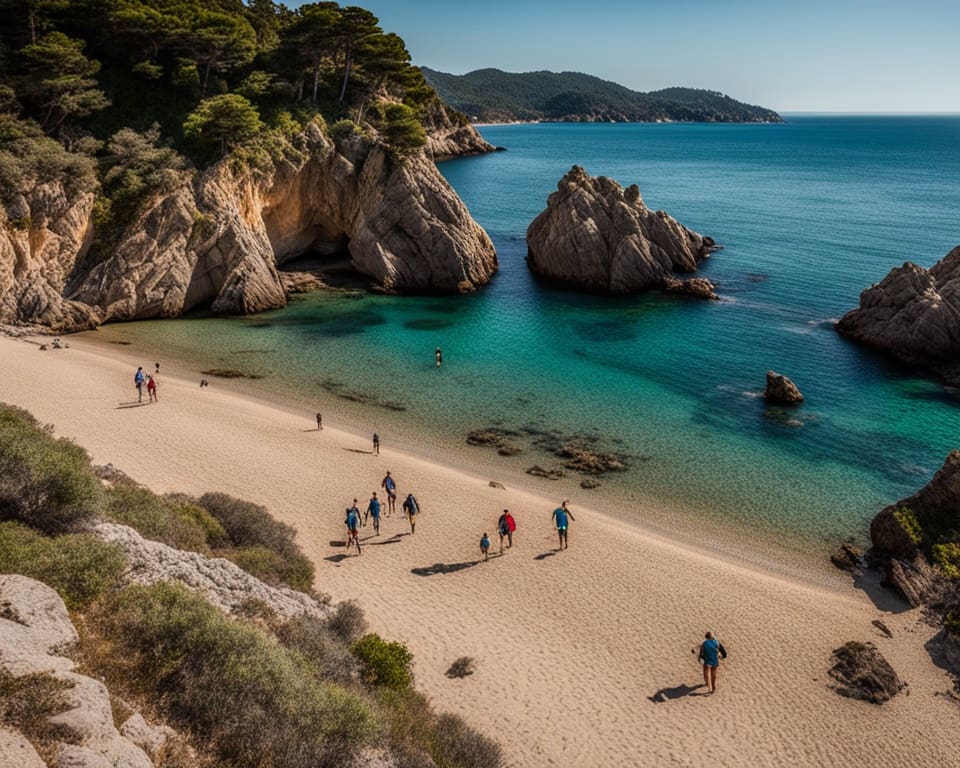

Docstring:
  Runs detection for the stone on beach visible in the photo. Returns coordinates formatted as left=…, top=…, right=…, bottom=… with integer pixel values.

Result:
left=828, top=641, right=906, bottom=704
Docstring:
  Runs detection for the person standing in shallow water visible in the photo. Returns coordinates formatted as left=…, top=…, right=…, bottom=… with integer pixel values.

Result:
left=697, top=631, right=727, bottom=693
left=435, top=347, right=442, bottom=367
left=551, top=500, right=575, bottom=550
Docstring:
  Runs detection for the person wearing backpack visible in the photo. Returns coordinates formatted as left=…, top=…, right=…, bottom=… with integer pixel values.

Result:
left=697, top=631, right=728, bottom=694
left=134, top=367, right=145, bottom=403
left=402, top=493, right=419, bottom=534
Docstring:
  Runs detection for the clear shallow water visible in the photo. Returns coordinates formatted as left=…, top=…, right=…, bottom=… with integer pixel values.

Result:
left=92, top=116, right=960, bottom=551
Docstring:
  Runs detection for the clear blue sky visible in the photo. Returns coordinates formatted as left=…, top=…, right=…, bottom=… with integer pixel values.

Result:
left=288, top=0, right=960, bottom=112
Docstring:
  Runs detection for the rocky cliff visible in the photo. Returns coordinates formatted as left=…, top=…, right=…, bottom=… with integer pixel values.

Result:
left=836, top=246, right=960, bottom=385
left=526, top=166, right=715, bottom=294
left=422, top=100, right=497, bottom=159
left=1, top=122, right=497, bottom=331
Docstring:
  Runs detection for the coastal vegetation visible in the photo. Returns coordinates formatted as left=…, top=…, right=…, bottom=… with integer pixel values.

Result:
left=421, top=67, right=782, bottom=123
left=0, top=0, right=447, bottom=208
left=0, top=401, right=504, bottom=766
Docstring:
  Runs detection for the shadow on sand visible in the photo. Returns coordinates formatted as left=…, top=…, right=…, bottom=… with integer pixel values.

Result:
left=649, top=684, right=706, bottom=703
left=362, top=533, right=403, bottom=545
left=324, top=553, right=351, bottom=563
left=852, top=568, right=913, bottom=613
left=412, top=560, right=481, bottom=577
left=343, top=448, right=375, bottom=455
left=116, top=401, right=149, bottom=409
left=534, top=551, right=558, bottom=561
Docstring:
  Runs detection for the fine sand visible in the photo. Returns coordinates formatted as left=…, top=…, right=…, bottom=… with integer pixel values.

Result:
left=2, top=334, right=957, bottom=767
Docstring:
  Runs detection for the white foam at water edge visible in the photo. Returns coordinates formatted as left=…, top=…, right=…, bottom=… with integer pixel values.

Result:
left=806, top=317, right=841, bottom=326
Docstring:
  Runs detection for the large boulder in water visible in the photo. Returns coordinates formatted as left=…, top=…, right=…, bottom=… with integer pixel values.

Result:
left=525, top=166, right=715, bottom=293
left=836, top=245, right=960, bottom=385
left=764, top=371, right=804, bottom=404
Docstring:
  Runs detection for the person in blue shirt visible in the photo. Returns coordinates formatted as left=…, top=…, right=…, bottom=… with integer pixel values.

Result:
left=381, top=470, right=397, bottom=516
left=697, top=631, right=727, bottom=693
left=365, top=492, right=381, bottom=535
left=480, top=532, right=490, bottom=561
left=345, top=500, right=362, bottom=555
left=551, top=500, right=576, bottom=550
left=134, top=366, right=145, bottom=402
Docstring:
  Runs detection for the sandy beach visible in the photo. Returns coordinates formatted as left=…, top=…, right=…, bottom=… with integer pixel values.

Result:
left=1, top=333, right=956, bottom=767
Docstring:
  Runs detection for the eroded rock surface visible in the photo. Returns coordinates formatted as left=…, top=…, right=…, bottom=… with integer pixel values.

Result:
left=828, top=641, right=906, bottom=704
left=94, top=523, right=329, bottom=621
left=836, top=246, right=960, bottom=385
left=526, top=166, right=715, bottom=293
left=2, top=123, right=497, bottom=331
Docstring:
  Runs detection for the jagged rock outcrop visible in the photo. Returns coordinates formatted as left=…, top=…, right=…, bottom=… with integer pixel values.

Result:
left=422, top=101, right=497, bottom=159
left=526, top=166, right=716, bottom=294
left=764, top=371, right=804, bottom=404
left=94, top=522, right=330, bottom=620
left=828, top=641, right=906, bottom=704
left=0, top=183, right=100, bottom=331
left=836, top=246, right=960, bottom=385
left=2, top=123, right=497, bottom=331
left=0, top=575, right=159, bottom=767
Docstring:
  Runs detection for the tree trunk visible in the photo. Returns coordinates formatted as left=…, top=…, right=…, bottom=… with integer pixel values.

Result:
left=312, top=60, right=320, bottom=103
left=338, top=45, right=352, bottom=103
left=202, top=60, right=212, bottom=98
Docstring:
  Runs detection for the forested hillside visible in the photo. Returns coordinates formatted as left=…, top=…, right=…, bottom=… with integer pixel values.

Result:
left=421, top=67, right=783, bottom=123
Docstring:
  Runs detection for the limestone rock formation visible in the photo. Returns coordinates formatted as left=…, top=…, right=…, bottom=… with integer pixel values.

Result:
left=662, top=275, right=718, bottom=300
left=0, top=575, right=158, bottom=767
left=526, top=166, right=715, bottom=293
left=828, top=641, right=906, bottom=704
left=764, top=371, right=804, bottom=404
left=422, top=101, right=496, bottom=159
left=94, top=522, right=330, bottom=620
left=836, top=246, right=960, bottom=385
left=2, top=123, right=497, bottom=331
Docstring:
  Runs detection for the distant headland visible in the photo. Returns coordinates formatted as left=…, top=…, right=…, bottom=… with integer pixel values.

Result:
left=421, top=67, right=783, bottom=124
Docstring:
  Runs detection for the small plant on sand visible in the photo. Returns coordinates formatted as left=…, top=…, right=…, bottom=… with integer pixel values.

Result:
left=445, top=656, right=477, bottom=678
left=325, top=600, right=367, bottom=644
left=893, top=507, right=922, bottom=546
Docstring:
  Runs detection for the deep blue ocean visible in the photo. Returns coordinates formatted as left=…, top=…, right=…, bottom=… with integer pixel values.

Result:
left=94, top=116, right=960, bottom=551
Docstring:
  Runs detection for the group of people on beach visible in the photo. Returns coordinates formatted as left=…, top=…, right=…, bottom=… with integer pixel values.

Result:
left=343, top=470, right=420, bottom=555
left=133, top=363, right=160, bottom=403
left=479, top=500, right=576, bottom=560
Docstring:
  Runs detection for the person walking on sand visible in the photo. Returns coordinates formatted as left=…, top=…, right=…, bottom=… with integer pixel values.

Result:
left=134, top=367, right=145, bottom=403
left=154, top=362, right=160, bottom=375
left=435, top=346, right=443, bottom=367
left=402, top=492, right=419, bottom=534
left=316, top=412, right=323, bottom=431
left=697, top=631, right=727, bottom=693
left=372, top=432, right=380, bottom=455
left=381, top=470, right=397, bottom=516
left=551, top=500, right=575, bottom=550
left=480, top=532, right=490, bottom=561
left=345, top=501, right=362, bottom=555
left=497, top=509, right=516, bottom=553
left=147, top=374, right=158, bottom=403
left=365, top=492, right=381, bottom=535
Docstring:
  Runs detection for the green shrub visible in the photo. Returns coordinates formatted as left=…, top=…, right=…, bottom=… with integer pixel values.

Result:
left=96, top=583, right=375, bottom=767
left=223, top=545, right=313, bottom=592
left=0, top=403, right=102, bottom=534
left=893, top=507, right=922, bottom=546
left=276, top=614, right=357, bottom=685
left=326, top=600, right=367, bottom=644
left=946, top=612, right=960, bottom=636
left=197, top=492, right=314, bottom=590
left=430, top=713, right=504, bottom=768
left=329, top=118, right=361, bottom=139
left=103, top=485, right=225, bottom=554
left=932, top=542, right=960, bottom=579
left=351, top=633, right=413, bottom=690
left=0, top=521, right=125, bottom=609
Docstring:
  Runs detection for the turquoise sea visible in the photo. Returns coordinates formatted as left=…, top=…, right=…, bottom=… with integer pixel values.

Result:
left=91, top=116, right=960, bottom=557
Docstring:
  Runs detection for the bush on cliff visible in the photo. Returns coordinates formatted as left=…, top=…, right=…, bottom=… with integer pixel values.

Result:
left=197, top=492, right=314, bottom=591
left=0, top=521, right=125, bottom=609
left=351, top=633, right=414, bottom=691
left=0, top=404, right=102, bottom=535
left=94, top=582, right=375, bottom=767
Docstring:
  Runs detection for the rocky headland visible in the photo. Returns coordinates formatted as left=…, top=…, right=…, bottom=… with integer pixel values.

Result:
left=526, top=166, right=716, bottom=294
left=1, top=122, right=497, bottom=332
left=836, top=245, right=960, bottom=385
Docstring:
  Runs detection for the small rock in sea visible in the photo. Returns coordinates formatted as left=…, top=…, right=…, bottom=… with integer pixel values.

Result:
left=580, top=478, right=601, bottom=489
left=526, top=465, right=565, bottom=480
left=488, top=481, right=506, bottom=490
left=765, top=370, right=804, bottom=404
left=830, top=543, right=863, bottom=571
left=871, top=619, right=894, bottom=639
left=661, top=275, right=718, bottom=300
left=828, top=641, right=906, bottom=704
left=201, top=368, right=264, bottom=380
left=497, top=443, right=522, bottom=456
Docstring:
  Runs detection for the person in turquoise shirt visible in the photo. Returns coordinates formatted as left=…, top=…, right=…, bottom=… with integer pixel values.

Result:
left=365, top=493, right=381, bottom=535
left=551, top=500, right=575, bottom=550
left=697, top=631, right=727, bottom=693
